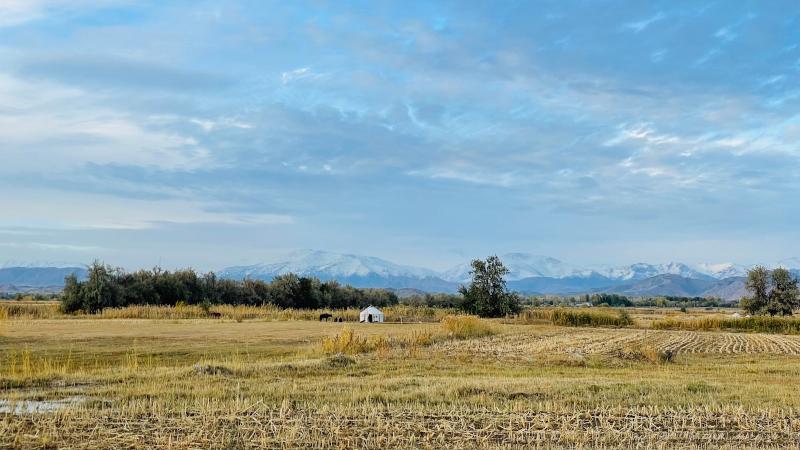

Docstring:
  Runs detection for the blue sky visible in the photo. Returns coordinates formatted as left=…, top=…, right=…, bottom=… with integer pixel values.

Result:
left=0, top=1, right=799, bottom=270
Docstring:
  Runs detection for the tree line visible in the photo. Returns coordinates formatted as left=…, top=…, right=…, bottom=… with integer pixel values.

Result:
left=61, top=262, right=399, bottom=313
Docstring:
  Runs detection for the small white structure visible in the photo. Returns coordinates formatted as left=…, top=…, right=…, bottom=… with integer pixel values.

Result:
left=359, top=306, right=384, bottom=323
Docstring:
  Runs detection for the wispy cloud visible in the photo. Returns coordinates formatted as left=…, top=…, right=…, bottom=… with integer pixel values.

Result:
left=622, top=11, right=665, bottom=33
left=281, top=67, right=327, bottom=85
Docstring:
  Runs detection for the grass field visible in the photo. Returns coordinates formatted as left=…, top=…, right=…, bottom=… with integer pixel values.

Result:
left=2, top=307, right=800, bottom=448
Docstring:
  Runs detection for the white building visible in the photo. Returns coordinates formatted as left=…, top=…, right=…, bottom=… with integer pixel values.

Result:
left=359, top=306, right=384, bottom=323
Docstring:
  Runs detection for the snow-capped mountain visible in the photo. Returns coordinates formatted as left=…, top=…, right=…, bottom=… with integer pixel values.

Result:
left=694, top=262, right=748, bottom=279
left=219, top=249, right=439, bottom=279
left=594, top=262, right=713, bottom=281
left=442, top=253, right=581, bottom=282
left=218, top=250, right=456, bottom=291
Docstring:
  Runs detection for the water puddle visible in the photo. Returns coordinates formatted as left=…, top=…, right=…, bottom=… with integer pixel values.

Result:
left=0, top=396, right=86, bottom=414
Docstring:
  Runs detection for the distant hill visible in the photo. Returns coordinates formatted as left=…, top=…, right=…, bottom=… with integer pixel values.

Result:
left=596, top=274, right=747, bottom=301
left=508, top=274, right=624, bottom=295
left=0, top=267, right=87, bottom=294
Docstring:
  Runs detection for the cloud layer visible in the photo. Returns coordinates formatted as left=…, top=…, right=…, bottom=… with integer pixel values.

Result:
left=1, top=1, right=799, bottom=269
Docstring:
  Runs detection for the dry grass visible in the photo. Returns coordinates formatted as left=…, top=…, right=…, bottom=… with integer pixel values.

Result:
left=3, top=312, right=800, bottom=448
left=517, top=307, right=635, bottom=328
left=441, top=315, right=496, bottom=339
left=320, top=316, right=493, bottom=355
left=94, top=304, right=455, bottom=322
left=3, top=403, right=799, bottom=448
left=652, top=315, right=800, bottom=334
left=0, top=301, right=60, bottom=319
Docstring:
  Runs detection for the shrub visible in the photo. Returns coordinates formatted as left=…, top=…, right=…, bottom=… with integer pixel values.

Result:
left=440, top=315, right=496, bottom=339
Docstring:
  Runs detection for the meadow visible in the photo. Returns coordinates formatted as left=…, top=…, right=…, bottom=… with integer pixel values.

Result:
left=1, top=304, right=800, bottom=448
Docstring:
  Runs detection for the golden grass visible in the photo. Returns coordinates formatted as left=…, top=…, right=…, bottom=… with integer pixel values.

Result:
left=3, top=313, right=800, bottom=448
left=0, top=301, right=60, bottom=319
left=440, top=315, right=496, bottom=339
left=517, top=307, right=635, bottom=327
left=320, top=316, right=492, bottom=356
left=95, top=304, right=455, bottom=322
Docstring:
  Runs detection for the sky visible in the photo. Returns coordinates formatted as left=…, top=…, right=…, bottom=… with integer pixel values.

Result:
left=0, top=0, right=799, bottom=271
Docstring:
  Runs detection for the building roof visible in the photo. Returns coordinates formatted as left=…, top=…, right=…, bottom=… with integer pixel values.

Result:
left=360, top=305, right=383, bottom=315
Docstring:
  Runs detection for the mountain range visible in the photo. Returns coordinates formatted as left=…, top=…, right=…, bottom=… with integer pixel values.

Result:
left=5, top=250, right=800, bottom=301
left=216, top=250, right=800, bottom=301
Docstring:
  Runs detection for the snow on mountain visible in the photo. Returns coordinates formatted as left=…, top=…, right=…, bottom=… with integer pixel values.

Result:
left=694, top=262, right=748, bottom=279
left=593, top=262, right=713, bottom=281
left=442, top=253, right=581, bottom=282
left=219, top=249, right=440, bottom=280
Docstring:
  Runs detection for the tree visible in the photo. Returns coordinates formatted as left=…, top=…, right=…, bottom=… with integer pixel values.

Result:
left=459, top=255, right=521, bottom=318
left=767, top=268, right=799, bottom=316
left=60, top=273, right=84, bottom=313
left=742, top=266, right=799, bottom=316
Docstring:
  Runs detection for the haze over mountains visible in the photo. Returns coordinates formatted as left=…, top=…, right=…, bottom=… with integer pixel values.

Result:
left=5, top=250, right=800, bottom=301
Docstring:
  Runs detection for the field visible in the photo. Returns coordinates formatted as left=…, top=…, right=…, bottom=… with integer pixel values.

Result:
left=2, top=306, right=800, bottom=448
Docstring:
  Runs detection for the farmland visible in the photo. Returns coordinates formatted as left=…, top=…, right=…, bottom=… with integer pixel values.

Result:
left=2, top=306, right=800, bottom=448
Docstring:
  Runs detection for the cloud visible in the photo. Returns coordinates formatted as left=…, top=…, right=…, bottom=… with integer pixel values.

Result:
left=281, top=67, right=328, bottom=85
left=0, top=1, right=799, bottom=265
left=406, top=166, right=522, bottom=188
left=0, top=0, right=127, bottom=28
left=715, top=27, right=737, bottom=42
left=0, top=0, right=58, bottom=27
left=0, top=74, right=213, bottom=173
left=622, top=11, right=665, bottom=33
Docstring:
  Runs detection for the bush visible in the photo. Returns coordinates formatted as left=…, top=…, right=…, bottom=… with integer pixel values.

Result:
left=440, top=315, right=496, bottom=339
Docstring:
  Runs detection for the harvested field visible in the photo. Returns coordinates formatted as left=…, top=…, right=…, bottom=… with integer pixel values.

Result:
left=2, top=313, right=800, bottom=448
left=4, top=405, right=800, bottom=448
left=435, top=326, right=800, bottom=360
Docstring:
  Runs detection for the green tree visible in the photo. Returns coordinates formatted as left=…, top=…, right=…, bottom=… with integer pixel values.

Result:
left=60, top=273, right=85, bottom=313
left=767, top=268, right=799, bottom=316
left=459, top=255, right=521, bottom=318
left=742, top=266, right=799, bottom=316
left=81, top=261, right=120, bottom=313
